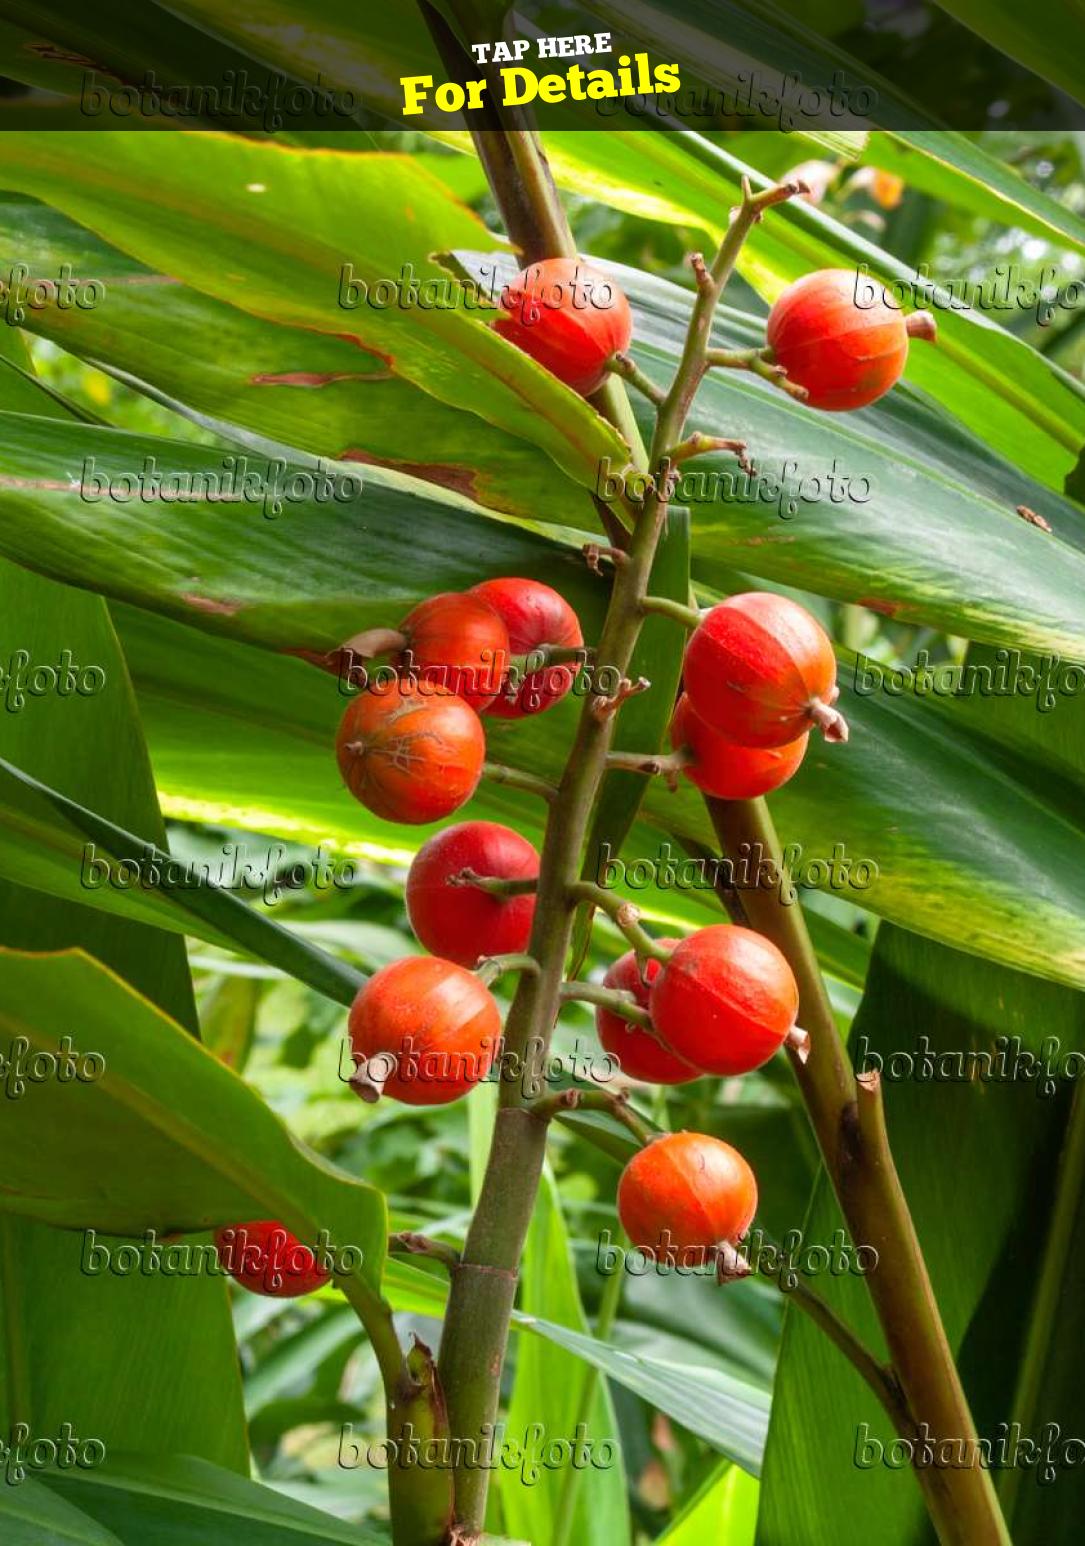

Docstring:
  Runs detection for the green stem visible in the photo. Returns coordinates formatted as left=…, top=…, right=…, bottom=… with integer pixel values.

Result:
left=448, top=868, right=538, bottom=899
left=782, top=1276, right=911, bottom=1434
left=432, top=113, right=806, bottom=1539
left=607, top=349, right=666, bottom=406
left=481, top=760, right=558, bottom=803
left=640, top=594, right=702, bottom=628
left=539, top=1085, right=657, bottom=1147
left=557, top=978, right=654, bottom=1029
left=567, top=880, right=673, bottom=962
left=474, top=952, right=541, bottom=987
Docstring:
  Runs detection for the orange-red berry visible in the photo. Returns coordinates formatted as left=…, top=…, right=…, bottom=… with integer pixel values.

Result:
left=670, top=692, right=808, bottom=798
left=683, top=592, right=847, bottom=747
left=649, top=926, right=799, bottom=1077
left=496, top=258, right=633, bottom=395
left=214, top=1220, right=330, bottom=1298
left=406, top=821, right=538, bottom=967
left=767, top=268, right=934, bottom=412
left=348, top=956, right=500, bottom=1105
left=396, top=591, right=509, bottom=711
left=470, top=577, right=584, bottom=718
left=595, top=945, right=700, bottom=1086
left=617, top=1133, right=758, bottom=1257
left=336, top=681, right=484, bottom=824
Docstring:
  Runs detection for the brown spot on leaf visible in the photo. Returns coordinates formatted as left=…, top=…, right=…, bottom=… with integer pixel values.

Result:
left=338, top=448, right=480, bottom=502
left=250, top=370, right=383, bottom=387
left=0, top=476, right=74, bottom=492
left=332, top=333, right=394, bottom=367
left=855, top=597, right=900, bottom=617
left=1016, top=505, right=1053, bottom=533
left=180, top=593, right=243, bottom=616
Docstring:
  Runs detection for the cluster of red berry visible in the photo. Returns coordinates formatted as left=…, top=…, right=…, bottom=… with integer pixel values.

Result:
left=214, top=252, right=918, bottom=1296
left=671, top=588, right=848, bottom=800
left=334, top=578, right=582, bottom=825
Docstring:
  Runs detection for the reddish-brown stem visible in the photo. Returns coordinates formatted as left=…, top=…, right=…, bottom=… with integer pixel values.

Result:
left=706, top=796, right=1009, bottom=1544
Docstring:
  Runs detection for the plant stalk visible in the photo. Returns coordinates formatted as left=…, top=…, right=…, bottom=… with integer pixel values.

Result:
left=706, top=796, right=1010, bottom=1544
left=436, top=164, right=807, bottom=1537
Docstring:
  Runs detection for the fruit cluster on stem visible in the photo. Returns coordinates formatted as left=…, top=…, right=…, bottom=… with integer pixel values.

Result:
left=215, top=119, right=992, bottom=1546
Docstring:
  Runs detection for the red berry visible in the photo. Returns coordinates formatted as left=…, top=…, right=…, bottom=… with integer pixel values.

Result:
left=683, top=592, right=847, bottom=747
left=766, top=268, right=935, bottom=412
left=670, top=693, right=808, bottom=799
left=496, top=258, right=633, bottom=395
left=348, top=956, right=500, bottom=1105
left=396, top=591, right=508, bottom=711
left=336, top=681, right=485, bottom=824
left=470, top=577, right=584, bottom=718
left=213, top=1220, right=330, bottom=1298
left=595, top=945, right=700, bottom=1085
left=407, top=820, right=538, bottom=966
left=649, top=926, right=799, bottom=1077
left=617, top=1133, right=758, bottom=1257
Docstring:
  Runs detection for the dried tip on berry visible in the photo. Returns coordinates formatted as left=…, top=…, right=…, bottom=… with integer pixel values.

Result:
left=337, top=626, right=408, bottom=659
left=350, top=1050, right=397, bottom=1103
left=786, top=1026, right=812, bottom=1064
left=810, top=699, right=850, bottom=743
left=905, top=310, right=937, bottom=343
left=714, top=1240, right=753, bottom=1285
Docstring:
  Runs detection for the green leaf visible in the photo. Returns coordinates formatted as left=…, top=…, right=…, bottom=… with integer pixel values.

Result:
left=573, top=0, right=933, bottom=128
left=0, top=754, right=365, bottom=1007
left=0, top=539, right=246, bottom=1468
left=513, top=1315, right=769, bottom=1474
left=925, top=0, right=1085, bottom=105
left=0, top=135, right=628, bottom=491
left=0, top=949, right=387, bottom=1290
left=499, top=1171, right=629, bottom=1546
left=658, top=1460, right=759, bottom=1544
left=0, top=410, right=599, bottom=652
left=39, top=1455, right=390, bottom=1545
left=0, top=198, right=584, bottom=527
left=866, top=133, right=1085, bottom=255
left=0, top=1479, right=123, bottom=1546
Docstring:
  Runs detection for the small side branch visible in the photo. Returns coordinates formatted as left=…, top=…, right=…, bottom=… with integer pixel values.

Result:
left=475, top=952, right=542, bottom=987
left=481, top=761, right=558, bottom=803
left=639, top=595, right=702, bottom=629
left=567, top=881, right=673, bottom=962
left=558, top=979, right=653, bottom=1029
left=448, top=867, right=538, bottom=899
left=533, top=1085, right=657, bottom=1147
left=785, top=1278, right=913, bottom=1434
left=608, top=350, right=666, bottom=405
left=604, top=747, right=691, bottom=789
left=706, top=346, right=809, bottom=402
left=389, top=1232, right=462, bottom=1273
